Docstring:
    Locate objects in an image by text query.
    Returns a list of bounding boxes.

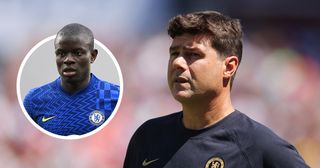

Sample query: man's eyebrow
[170,45,201,54]
[72,48,85,51]
[55,47,85,52]
[183,44,201,50]
[170,45,200,50]
[55,48,63,52]
[169,46,179,52]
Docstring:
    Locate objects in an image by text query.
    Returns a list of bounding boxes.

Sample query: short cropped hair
[168,11,243,88]
[56,23,94,50]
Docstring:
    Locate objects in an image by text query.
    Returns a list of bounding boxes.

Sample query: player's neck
[181,92,234,130]
[61,76,91,94]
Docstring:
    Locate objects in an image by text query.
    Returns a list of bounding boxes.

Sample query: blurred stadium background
[0,0,319,167]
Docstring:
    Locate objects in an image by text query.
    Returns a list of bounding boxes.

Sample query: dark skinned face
[54,34,97,92]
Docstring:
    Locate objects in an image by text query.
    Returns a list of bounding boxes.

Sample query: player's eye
[76,51,82,56]
[56,50,66,57]
[73,50,84,56]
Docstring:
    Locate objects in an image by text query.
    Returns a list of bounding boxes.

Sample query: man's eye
[170,52,179,58]
[56,51,65,57]
[74,50,83,56]
[76,51,82,56]
[186,52,200,58]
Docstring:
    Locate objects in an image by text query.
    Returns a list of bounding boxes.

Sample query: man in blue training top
[124,11,309,167]
[24,23,119,136]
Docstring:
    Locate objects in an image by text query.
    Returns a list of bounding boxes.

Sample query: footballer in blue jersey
[23,23,120,136]
[24,73,119,136]
[124,11,308,167]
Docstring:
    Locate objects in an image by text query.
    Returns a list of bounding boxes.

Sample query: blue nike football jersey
[23,73,119,136]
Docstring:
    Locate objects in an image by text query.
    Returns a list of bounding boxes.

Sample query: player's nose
[63,53,75,65]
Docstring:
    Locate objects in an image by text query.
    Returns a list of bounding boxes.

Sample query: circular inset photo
[17,24,123,140]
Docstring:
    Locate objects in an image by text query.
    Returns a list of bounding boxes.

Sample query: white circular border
[16,35,124,140]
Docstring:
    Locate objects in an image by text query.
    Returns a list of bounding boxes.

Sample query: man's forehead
[170,34,211,50]
[55,34,91,48]
[56,34,90,42]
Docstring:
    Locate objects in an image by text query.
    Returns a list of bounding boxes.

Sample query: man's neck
[61,76,90,93]
[181,92,234,130]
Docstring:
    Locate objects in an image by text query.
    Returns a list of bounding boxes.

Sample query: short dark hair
[56,23,94,50]
[168,11,243,88]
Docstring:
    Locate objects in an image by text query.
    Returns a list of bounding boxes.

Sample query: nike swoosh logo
[42,116,55,122]
[142,158,159,166]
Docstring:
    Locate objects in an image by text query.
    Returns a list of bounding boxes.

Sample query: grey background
[20,37,121,99]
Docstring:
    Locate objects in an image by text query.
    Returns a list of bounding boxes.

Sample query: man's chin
[61,76,79,83]
[173,91,194,102]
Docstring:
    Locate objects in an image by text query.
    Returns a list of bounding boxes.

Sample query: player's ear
[90,49,98,63]
[223,55,238,78]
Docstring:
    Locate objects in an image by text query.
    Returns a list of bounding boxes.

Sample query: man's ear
[223,56,238,78]
[90,49,98,63]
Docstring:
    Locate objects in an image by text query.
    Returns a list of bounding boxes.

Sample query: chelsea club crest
[205,157,224,168]
[89,110,105,126]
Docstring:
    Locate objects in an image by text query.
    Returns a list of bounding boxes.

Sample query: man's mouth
[174,76,189,83]
[63,68,77,77]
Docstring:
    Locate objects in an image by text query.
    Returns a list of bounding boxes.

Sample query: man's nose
[171,56,187,71]
[63,53,75,64]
